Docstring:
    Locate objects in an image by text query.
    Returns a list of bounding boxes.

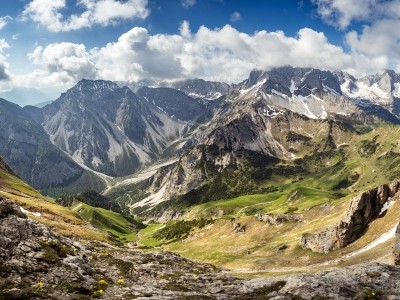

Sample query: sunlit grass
[0,190,108,241]
[70,201,139,243]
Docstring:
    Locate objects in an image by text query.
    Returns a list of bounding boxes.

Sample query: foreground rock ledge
[241,262,400,300]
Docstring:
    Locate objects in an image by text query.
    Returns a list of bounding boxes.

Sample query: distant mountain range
[2,66,400,197]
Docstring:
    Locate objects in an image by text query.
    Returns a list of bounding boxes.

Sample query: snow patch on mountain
[239,78,267,97]
[346,82,391,103]
[295,94,317,119]
[188,91,223,100]
[290,79,297,94]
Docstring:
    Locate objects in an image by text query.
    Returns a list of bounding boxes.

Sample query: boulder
[232,221,246,233]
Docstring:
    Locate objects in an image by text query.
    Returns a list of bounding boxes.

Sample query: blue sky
[0,0,398,104]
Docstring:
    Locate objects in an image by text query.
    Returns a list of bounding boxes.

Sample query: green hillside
[0,157,108,242]
[70,200,143,243]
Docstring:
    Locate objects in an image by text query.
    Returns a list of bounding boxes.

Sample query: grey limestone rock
[256,214,303,225]
[300,181,400,253]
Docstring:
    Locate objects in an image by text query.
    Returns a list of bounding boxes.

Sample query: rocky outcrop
[232,221,246,233]
[300,181,400,253]
[240,262,400,299]
[256,214,303,225]
[394,222,400,265]
[0,196,96,299]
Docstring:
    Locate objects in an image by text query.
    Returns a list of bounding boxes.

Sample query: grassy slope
[0,167,107,241]
[70,201,139,243]
[0,158,143,245]
[135,124,400,276]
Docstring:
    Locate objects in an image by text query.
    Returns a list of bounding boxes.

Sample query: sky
[0,0,399,104]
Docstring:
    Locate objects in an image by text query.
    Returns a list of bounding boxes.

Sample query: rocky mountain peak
[250,66,342,97]
[241,69,266,89]
[233,66,355,120]
[342,69,400,106]
[0,98,26,116]
[74,79,120,94]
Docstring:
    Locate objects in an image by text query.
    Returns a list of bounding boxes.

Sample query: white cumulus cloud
[312,0,376,29]
[27,42,96,85]
[21,0,150,32]
[16,22,389,88]
[312,0,400,73]
[91,27,185,81]
[312,0,400,29]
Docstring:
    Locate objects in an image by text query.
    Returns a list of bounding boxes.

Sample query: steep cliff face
[300,181,400,253]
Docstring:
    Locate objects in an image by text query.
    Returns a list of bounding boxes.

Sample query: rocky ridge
[236,66,400,123]
[241,262,400,300]
[300,181,400,253]
[40,79,211,178]
[167,78,231,100]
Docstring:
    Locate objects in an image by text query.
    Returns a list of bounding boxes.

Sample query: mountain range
[4,65,400,228]
[2,65,400,223]
[1,66,400,194]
